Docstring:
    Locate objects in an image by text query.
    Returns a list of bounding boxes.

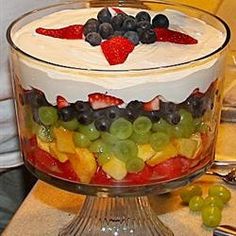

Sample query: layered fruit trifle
[9,4,228,186]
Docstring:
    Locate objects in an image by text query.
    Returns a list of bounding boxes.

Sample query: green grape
[174,124,193,138]
[97,154,111,166]
[189,196,204,212]
[201,206,222,227]
[193,118,202,132]
[150,132,170,152]
[36,125,54,142]
[130,131,150,144]
[133,116,152,134]
[113,140,138,162]
[73,132,91,148]
[79,122,100,141]
[38,106,58,126]
[152,118,174,137]
[60,118,79,131]
[126,158,145,173]
[179,109,193,126]
[110,118,133,140]
[180,185,202,204]
[203,196,224,210]
[208,185,231,204]
[101,132,118,145]
[89,139,112,155]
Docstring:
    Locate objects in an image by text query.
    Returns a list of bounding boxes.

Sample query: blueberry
[185,95,207,118]
[85,32,102,46]
[108,30,125,39]
[93,109,106,120]
[58,106,75,122]
[136,20,152,36]
[85,18,99,25]
[124,31,139,45]
[74,101,91,113]
[94,116,111,131]
[97,7,112,23]
[152,14,169,28]
[105,106,121,120]
[98,22,114,39]
[140,29,156,44]
[29,90,48,108]
[77,112,94,125]
[83,19,100,36]
[146,110,161,122]
[122,17,136,31]
[122,108,140,122]
[32,108,41,124]
[135,11,151,23]
[165,112,181,125]
[160,101,177,113]
[111,14,126,31]
[126,100,143,111]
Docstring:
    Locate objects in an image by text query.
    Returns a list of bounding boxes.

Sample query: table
[2,123,236,236]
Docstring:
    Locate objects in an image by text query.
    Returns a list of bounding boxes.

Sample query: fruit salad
[8,4,229,186]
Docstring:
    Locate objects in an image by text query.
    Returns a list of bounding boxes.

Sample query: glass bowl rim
[6,0,231,73]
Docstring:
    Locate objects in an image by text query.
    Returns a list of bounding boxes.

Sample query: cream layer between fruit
[12,7,226,104]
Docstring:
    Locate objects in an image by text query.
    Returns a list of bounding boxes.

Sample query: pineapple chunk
[37,137,50,153]
[175,134,202,159]
[138,144,156,161]
[147,143,178,166]
[102,157,127,181]
[68,148,97,183]
[54,127,76,154]
[49,142,68,163]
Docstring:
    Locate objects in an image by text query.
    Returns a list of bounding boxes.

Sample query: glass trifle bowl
[7,0,230,235]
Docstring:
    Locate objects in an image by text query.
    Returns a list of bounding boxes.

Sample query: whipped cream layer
[13,8,225,70]
[11,7,227,104]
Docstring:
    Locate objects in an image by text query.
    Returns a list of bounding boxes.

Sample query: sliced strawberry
[56,95,69,109]
[111,7,125,15]
[88,92,124,109]
[143,96,160,111]
[36,24,84,39]
[154,28,198,44]
[101,36,135,65]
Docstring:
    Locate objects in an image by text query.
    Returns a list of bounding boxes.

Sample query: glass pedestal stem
[59,196,174,236]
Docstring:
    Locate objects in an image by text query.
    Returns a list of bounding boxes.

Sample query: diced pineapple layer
[102,157,127,180]
[138,144,156,161]
[37,137,50,153]
[174,134,202,159]
[54,127,76,154]
[68,148,97,183]
[147,143,178,166]
[49,142,68,163]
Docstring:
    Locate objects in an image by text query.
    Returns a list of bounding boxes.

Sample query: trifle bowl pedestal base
[59,196,173,236]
